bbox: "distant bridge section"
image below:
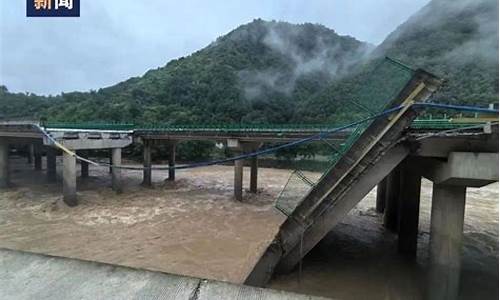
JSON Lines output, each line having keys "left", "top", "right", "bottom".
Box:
{"left": 0, "top": 116, "right": 495, "bottom": 204}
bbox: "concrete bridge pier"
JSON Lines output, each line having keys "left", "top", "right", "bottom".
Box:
{"left": 227, "top": 139, "right": 244, "bottom": 201}
{"left": 384, "top": 166, "right": 401, "bottom": 232}
{"left": 27, "top": 144, "right": 34, "bottom": 164}
{"left": 111, "top": 148, "right": 122, "bottom": 193}
{"left": 397, "top": 159, "right": 421, "bottom": 257}
{"left": 79, "top": 150, "right": 89, "bottom": 178}
{"left": 46, "top": 147, "right": 57, "bottom": 182}
{"left": 0, "top": 140, "right": 9, "bottom": 188}
{"left": 234, "top": 156, "right": 244, "bottom": 201}
{"left": 376, "top": 176, "right": 388, "bottom": 213}
{"left": 228, "top": 140, "right": 261, "bottom": 201}
{"left": 415, "top": 152, "right": 499, "bottom": 300}
{"left": 168, "top": 143, "right": 176, "bottom": 181}
{"left": 427, "top": 184, "right": 465, "bottom": 300}
{"left": 250, "top": 156, "right": 258, "bottom": 193}
{"left": 245, "top": 142, "right": 261, "bottom": 194}
{"left": 62, "top": 151, "right": 77, "bottom": 206}
{"left": 142, "top": 140, "right": 152, "bottom": 187}
{"left": 108, "top": 149, "right": 113, "bottom": 174}
{"left": 34, "top": 144, "right": 42, "bottom": 171}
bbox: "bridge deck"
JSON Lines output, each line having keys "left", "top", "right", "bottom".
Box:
{"left": 0, "top": 118, "right": 491, "bottom": 143}
{"left": 0, "top": 248, "right": 326, "bottom": 300}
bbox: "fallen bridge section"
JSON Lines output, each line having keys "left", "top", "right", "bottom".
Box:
{"left": 0, "top": 248, "right": 328, "bottom": 300}
{"left": 245, "top": 68, "right": 443, "bottom": 286}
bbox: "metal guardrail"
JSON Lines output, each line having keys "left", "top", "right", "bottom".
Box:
{"left": 41, "top": 118, "right": 492, "bottom": 133}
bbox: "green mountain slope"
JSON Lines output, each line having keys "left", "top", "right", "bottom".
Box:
{"left": 300, "top": 0, "right": 498, "bottom": 123}
{"left": 1, "top": 0, "right": 498, "bottom": 125}
{"left": 0, "top": 20, "right": 371, "bottom": 123}
{"left": 374, "top": 0, "right": 498, "bottom": 105}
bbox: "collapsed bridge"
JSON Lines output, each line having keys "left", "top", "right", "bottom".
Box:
{"left": 0, "top": 58, "right": 498, "bottom": 299}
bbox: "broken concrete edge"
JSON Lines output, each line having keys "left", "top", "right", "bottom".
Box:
{"left": 0, "top": 248, "right": 330, "bottom": 300}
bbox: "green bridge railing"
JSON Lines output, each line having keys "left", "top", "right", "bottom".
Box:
{"left": 43, "top": 118, "right": 491, "bottom": 132}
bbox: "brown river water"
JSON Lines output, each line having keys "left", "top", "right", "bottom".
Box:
{"left": 0, "top": 157, "right": 497, "bottom": 299}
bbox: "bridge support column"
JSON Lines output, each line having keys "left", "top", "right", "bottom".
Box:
{"left": 234, "top": 158, "right": 244, "bottom": 201}
{"left": 111, "top": 148, "right": 122, "bottom": 193}
{"left": 384, "top": 166, "right": 401, "bottom": 232}
{"left": 398, "top": 161, "right": 421, "bottom": 257}
{"left": 427, "top": 184, "right": 466, "bottom": 300}
{"left": 142, "top": 140, "right": 152, "bottom": 187}
{"left": 27, "top": 144, "right": 33, "bottom": 164}
{"left": 47, "top": 147, "right": 57, "bottom": 182}
{"left": 168, "top": 143, "right": 176, "bottom": 181}
{"left": 250, "top": 156, "right": 258, "bottom": 193}
{"left": 376, "top": 176, "right": 388, "bottom": 213}
{"left": 34, "top": 144, "right": 42, "bottom": 171}
{"left": 0, "top": 141, "right": 9, "bottom": 188}
{"left": 109, "top": 150, "right": 113, "bottom": 173}
{"left": 80, "top": 150, "right": 89, "bottom": 178}
{"left": 62, "top": 151, "right": 77, "bottom": 206}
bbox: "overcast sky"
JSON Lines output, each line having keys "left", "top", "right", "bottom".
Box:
{"left": 0, "top": 0, "right": 430, "bottom": 95}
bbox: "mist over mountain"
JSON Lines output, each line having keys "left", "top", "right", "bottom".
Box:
{"left": 373, "top": 0, "right": 498, "bottom": 105}
{"left": 1, "top": 0, "right": 498, "bottom": 126}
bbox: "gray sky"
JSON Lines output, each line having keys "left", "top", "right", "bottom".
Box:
{"left": 0, "top": 0, "right": 430, "bottom": 95}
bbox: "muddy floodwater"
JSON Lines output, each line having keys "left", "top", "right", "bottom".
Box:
{"left": 0, "top": 157, "right": 498, "bottom": 299}
{"left": 269, "top": 179, "right": 499, "bottom": 300}
{"left": 0, "top": 158, "right": 287, "bottom": 283}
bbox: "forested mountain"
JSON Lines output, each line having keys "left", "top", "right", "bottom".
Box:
{"left": 0, "top": 0, "right": 498, "bottom": 125}
{"left": 374, "top": 0, "right": 498, "bottom": 105}
{"left": 301, "top": 0, "right": 499, "bottom": 123}
{"left": 0, "top": 20, "right": 371, "bottom": 124}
